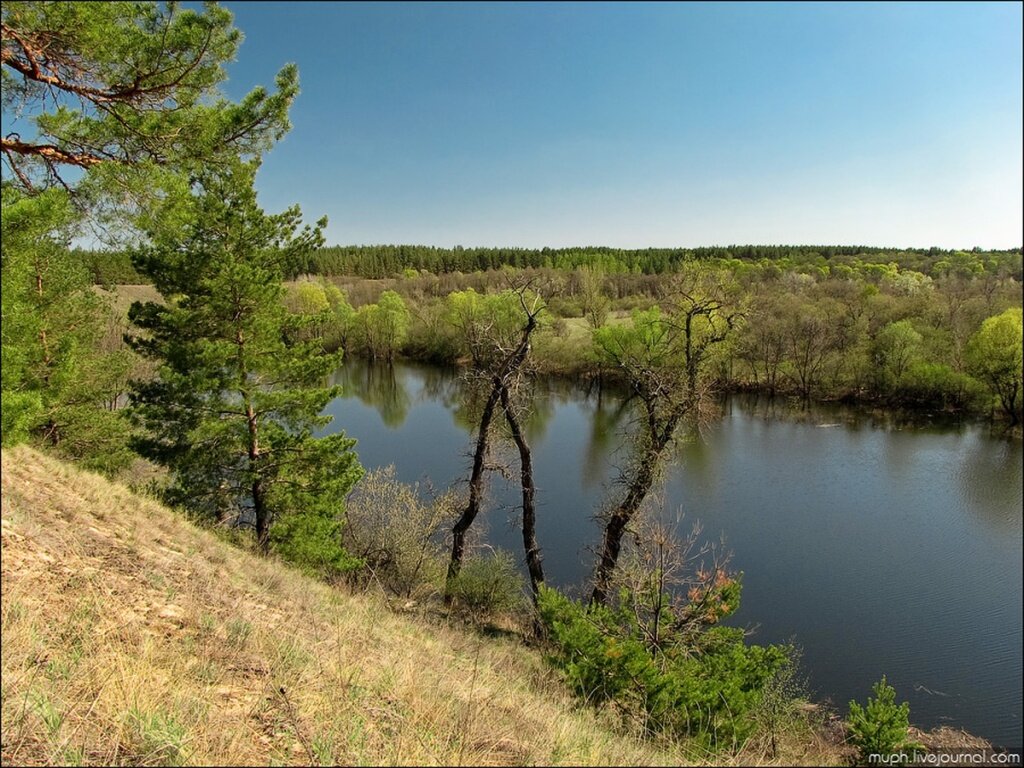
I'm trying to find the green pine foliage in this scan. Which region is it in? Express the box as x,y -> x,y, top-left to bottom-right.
127,162 -> 363,568
293,243 -> 1021,282
0,186 -> 134,472
2,1 -> 297,212
537,583 -> 787,751
846,676 -> 923,763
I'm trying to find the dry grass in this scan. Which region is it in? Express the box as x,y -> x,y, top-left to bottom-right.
1,445 -> 690,766
1,446 -> 850,766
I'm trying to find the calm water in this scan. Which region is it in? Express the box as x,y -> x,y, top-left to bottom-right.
322,359 -> 1023,748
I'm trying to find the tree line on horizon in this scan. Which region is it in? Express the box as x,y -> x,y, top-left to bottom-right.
80,241 -> 1022,284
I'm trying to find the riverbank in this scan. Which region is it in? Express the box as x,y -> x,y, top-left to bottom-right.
99,280 -> 1023,431
347,342 -> 1024,439
326,357 -> 1023,747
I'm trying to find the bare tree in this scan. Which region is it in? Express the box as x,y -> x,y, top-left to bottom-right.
613,510 -> 739,654
499,378 -> 544,600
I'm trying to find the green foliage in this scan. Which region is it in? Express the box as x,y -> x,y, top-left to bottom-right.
287,280 -> 331,316
282,277 -> 355,352
900,362 -> 981,410
537,582 -> 787,751
447,549 -> 526,621
297,243 -> 1021,282
2,1 -> 297,220
444,289 -> 530,366
268,506 -> 362,581
271,245 -> 1022,416
0,186 -> 134,471
354,290 -> 410,361
753,646 -> 809,758
967,308 -> 1023,422
2,0 -> 308,477
0,389 -> 42,447
574,266 -> 610,328
595,306 -> 680,369
80,249 -> 145,285
122,707 -> 189,766
343,466 -> 457,599
846,676 -> 922,763
128,162 -> 363,561
872,320 -> 923,391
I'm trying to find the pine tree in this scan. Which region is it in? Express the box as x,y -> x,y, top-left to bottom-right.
847,676 -> 922,762
1,184 -> 134,472
2,2 -> 297,209
128,162 -> 363,572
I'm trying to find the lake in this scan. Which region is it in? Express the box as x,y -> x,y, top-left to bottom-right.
322,358 -> 1023,748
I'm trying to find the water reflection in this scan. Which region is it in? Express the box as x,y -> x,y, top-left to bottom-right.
580,389 -> 632,488
959,434 -> 1024,537
324,358 -> 1023,747
330,362 -> 412,428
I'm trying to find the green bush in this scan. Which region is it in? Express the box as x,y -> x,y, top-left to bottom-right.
537,584 -> 787,751
447,549 -> 526,621
846,676 -> 923,764
343,466 -> 456,599
898,362 -> 983,410
546,295 -> 584,318
269,508 -> 362,581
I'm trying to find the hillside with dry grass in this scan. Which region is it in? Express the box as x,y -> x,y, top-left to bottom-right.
0,446 -> 683,766
1,446 -> 851,766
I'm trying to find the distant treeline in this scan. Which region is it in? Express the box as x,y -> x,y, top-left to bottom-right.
80,244 -> 1023,284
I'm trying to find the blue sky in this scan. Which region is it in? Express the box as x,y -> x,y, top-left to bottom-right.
220,1 -> 1022,249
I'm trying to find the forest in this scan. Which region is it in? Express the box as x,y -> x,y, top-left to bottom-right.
79,239 -> 1024,419
1,2 -> 1021,765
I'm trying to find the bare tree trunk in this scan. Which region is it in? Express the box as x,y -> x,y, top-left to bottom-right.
500,384 -> 544,601
253,473 -> 269,552
590,408 -> 681,606
446,382 -> 502,601
245,401 -> 270,554
590,444 -> 660,605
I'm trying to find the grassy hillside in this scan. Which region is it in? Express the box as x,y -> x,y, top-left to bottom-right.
0,446 -> 848,766
0,446 -> 680,766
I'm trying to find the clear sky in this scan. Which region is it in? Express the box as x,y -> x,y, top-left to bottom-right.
220,1 -> 1023,250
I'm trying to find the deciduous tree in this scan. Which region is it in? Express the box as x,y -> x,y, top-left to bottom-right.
967,308 -> 1023,424
444,287 -> 546,602
591,269 -> 741,605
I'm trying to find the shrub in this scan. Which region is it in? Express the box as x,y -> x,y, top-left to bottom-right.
846,676 -> 923,764
537,583 -> 787,751
122,708 -> 188,766
343,466 -> 457,599
447,549 -> 526,621
899,362 -> 983,410
752,645 -> 808,758
269,508 -> 362,582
